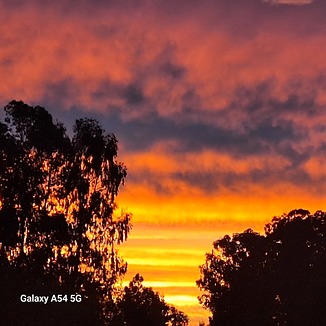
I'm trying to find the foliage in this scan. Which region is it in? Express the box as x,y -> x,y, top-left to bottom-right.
197,209 -> 326,326
0,100 -> 131,323
110,274 -> 189,326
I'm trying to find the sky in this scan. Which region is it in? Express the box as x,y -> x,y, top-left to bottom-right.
1,0 -> 326,324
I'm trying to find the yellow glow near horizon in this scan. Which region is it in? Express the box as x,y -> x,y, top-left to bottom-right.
122,280 -> 195,288
117,175 -> 326,325
164,295 -> 199,306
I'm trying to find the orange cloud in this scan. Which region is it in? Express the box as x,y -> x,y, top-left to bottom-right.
1,0 -> 326,118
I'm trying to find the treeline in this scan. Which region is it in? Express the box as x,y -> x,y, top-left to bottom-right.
1,101 -> 326,326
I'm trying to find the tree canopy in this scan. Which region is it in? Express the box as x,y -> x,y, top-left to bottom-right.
0,100 -> 130,324
197,209 -> 326,326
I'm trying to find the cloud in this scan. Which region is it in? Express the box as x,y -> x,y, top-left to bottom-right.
1,0 -> 326,114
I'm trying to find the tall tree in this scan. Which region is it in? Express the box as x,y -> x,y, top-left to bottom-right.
197,209 -> 326,326
0,100 -> 131,323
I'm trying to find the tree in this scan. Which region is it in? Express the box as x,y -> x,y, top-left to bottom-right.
0,100 -> 131,324
110,274 -> 189,326
197,209 -> 326,326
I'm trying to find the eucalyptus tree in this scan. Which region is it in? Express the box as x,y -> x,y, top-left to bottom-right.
197,209 -> 326,325
0,100 -> 131,323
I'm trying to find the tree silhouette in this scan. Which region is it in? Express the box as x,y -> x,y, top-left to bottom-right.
0,100 -> 131,324
197,209 -> 326,326
110,274 -> 189,326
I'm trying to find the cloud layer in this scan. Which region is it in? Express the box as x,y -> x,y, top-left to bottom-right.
2,0 -> 326,226
1,1 -> 325,323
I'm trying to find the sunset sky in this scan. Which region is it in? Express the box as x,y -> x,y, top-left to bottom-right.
1,0 -> 326,324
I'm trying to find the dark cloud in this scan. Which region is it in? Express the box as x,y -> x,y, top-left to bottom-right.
126,170 -> 175,196
123,84 -> 145,105
91,79 -> 145,105
43,79 -> 76,104
250,122 -> 293,144
160,62 -> 186,80
227,79 -> 320,121
99,103 -> 304,163
128,155 -> 316,196
172,167 -> 313,194
91,79 -> 115,100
